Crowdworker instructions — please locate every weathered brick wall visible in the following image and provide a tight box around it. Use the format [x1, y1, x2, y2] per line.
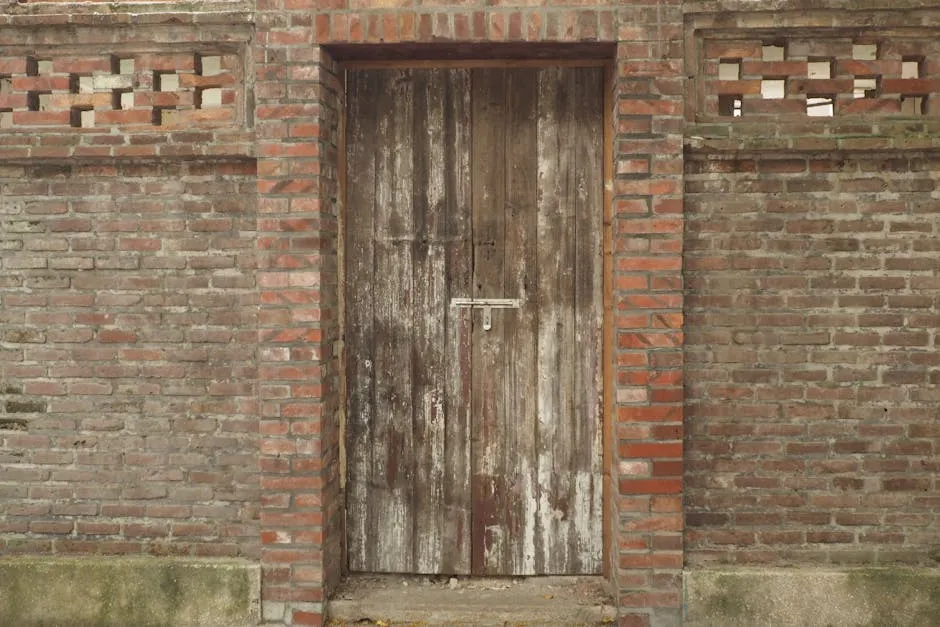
[684, 153, 940, 566]
[0, 160, 260, 559]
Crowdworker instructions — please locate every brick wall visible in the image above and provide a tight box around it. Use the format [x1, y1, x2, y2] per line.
[0, 160, 260, 559]
[684, 153, 940, 566]
[11, 2, 940, 627]
[6, 1, 686, 624]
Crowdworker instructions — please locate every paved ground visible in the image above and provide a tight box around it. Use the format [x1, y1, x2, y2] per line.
[327, 574, 617, 626]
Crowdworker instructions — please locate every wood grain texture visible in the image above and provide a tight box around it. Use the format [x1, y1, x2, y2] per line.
[346, 68, 378, 574]
[469, 68, 510, 575]
[533, 66, 604, 575]
[410, 68, 473, 575]
[470, 68, 544, 575]
[346, 67, 603, 577]
[346, 69, 473, 575]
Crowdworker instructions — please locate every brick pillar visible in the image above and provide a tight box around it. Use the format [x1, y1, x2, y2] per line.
[612, 3, 685, 626]
[255, 6, 345, 621]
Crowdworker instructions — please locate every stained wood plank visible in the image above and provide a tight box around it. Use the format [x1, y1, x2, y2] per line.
[534, 67, 604, 574]
[411, 68, 473, 575]
[441, 68, 474, 576]
[345, 69, 378, 573]
[468, 68, 543, 575]
[500, 68, 541, 575]
[349, 69, 417, 572]
[346, 68, 473, 575]
[470, 67, 508, 576]
[571, 67, 605, 572]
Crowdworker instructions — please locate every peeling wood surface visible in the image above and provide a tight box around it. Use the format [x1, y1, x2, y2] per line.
[346, 67, 603, 577]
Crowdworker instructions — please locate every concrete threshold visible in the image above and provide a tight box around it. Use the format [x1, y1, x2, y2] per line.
[327, 574, 617, 626]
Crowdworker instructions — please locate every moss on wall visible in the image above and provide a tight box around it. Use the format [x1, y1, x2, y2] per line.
[685, 567, 940, 627]
[847, 568, 940, 627]
[0, 557, 259, 627]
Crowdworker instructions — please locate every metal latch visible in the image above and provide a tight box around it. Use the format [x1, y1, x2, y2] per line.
[450, 298, 521, 331]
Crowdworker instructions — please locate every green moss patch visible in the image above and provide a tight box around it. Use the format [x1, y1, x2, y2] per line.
[0, 557, 259, 626]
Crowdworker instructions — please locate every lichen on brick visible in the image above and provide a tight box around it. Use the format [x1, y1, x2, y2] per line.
[4, 400, 45, 414]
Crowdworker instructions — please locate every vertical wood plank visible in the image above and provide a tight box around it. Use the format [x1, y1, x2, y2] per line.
[375, 69, 416, 572]
[364, 69, 417, 572]
[501, 68, 541, 575]
[470, 67, 508, 576]
[602, 61, 615, 580]
[411, 68, 473, 575]
[535, 65, 571, 574]
[345, 69, 377, 573]
[442, 68, 474, 576]
[571, 67, 605, 573]
[534, 66, 604, 574]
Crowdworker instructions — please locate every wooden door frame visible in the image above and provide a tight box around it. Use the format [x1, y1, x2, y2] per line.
[337, 57, 615, 579]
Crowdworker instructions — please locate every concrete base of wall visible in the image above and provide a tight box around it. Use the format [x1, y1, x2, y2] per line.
[0, 557, 260, 626]
[684, 567, 940, 627]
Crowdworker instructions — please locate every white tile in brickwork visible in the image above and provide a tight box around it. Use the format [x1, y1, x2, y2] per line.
[807, 96, 834, 117]
[854, 77, 877, 99]
[718, 61, 740, 81]
[200, 88, 222, 108]
[762, 45, 785, 61]
[902, 60, 920, 79]
[852, 44, 877, 60]
[762, 79, 785, 99]
[157, 73, 179, 92]
[200, 56, 222, 77]
[808, 61, 831, 80]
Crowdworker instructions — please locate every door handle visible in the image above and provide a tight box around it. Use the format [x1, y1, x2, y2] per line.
[450, 298, 521, 331]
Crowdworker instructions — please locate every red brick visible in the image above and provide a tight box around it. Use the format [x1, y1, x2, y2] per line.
[619, 479, 682, 495]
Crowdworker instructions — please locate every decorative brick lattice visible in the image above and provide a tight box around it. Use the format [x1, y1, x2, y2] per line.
[701, 36, 939, 118]
[0, 52, 238, 131]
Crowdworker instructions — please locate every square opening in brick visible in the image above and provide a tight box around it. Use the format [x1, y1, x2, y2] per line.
[112, 56, 135, 75]
[852, 43, 878, 60]
[70, 107, 94, 129]
[197, 54, 222, 77]
[853, 77, 879, 99]
[26, 57, 52, 76]
[27, 91, 52, 112]
[807, 95, 835, 117]
[70, 74, 94, 95]
[808, 59, 833, 80]
[718, 94, 742, 117]
[761, 78, 786, 99]
[196, 87, 222, 109]
[154, 72, 179, 92]
[0, 109, 12, 129]
[762, 44, 785, 62]
[718, 59, 741, 81]
[901, 95, 926, 116]
[152, 107, 178, 126]
[902, 57, 924, 79]
[112, 89, 134, 110]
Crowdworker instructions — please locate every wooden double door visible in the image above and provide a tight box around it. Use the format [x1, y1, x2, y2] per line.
[345, 66, 604, 576]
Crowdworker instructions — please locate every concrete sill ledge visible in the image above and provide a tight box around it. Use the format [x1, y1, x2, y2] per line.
[328, 574, 617, 626]
[684, 567, 940, 627]
[0, 556, 260, 627]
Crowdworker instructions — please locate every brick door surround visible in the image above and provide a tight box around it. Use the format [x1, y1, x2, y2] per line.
[255, 4, 685, 626]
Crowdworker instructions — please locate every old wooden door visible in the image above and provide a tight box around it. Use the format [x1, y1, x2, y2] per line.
[345, 66, 603, 577]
